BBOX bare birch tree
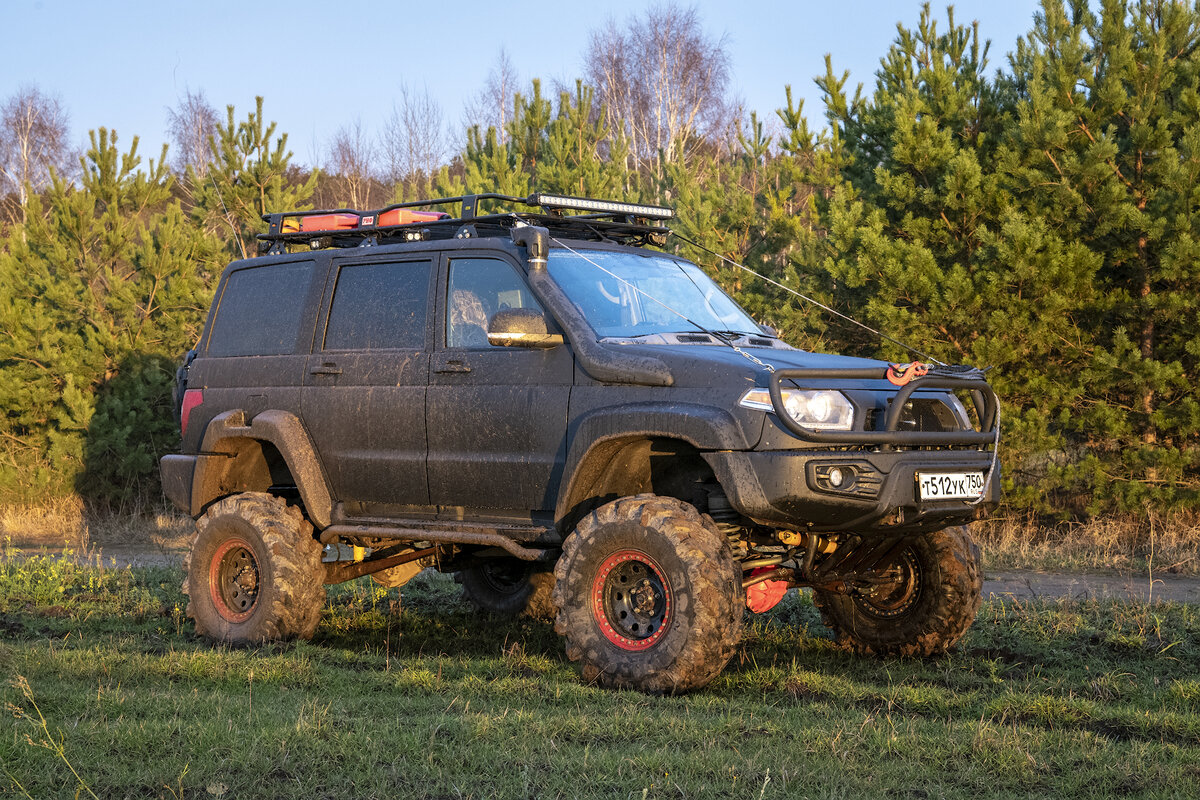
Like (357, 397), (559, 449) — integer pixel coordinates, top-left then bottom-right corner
(167, 88), (219, 179)
(0, 85), (70, 226)
(585, 2), (733, 175)
(381, 82), (449, 190)
(324, 118), (379, 209)
(462, 48), (519, 143)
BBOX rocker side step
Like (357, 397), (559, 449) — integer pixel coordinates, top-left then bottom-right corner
(320, 519), (557, 562)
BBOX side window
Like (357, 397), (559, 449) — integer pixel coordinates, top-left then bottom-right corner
(324, 259), (431, 351)
(446, 258), (543, 348)
(206, 261), (315, 357)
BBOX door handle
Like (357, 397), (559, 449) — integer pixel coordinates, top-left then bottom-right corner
(434, 359), (472, 374)
(310, 363), (343, 375)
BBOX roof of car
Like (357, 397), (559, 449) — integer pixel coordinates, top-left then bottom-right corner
(257, 193), (674, 255)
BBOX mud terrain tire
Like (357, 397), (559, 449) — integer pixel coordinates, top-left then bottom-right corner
(553, 494), (743, 693)
(813, 526), (982, 656)
(184, 492), (325, 643)
(457, 559), (556, 620)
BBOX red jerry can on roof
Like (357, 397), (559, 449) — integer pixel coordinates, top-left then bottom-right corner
(280, 214), (359, 234)
(376, 208), (448, 226)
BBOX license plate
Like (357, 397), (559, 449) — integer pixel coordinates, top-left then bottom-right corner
(917, 471), (985, 501)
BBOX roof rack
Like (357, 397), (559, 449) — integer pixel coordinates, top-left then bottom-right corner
(257, 193), (674, 255)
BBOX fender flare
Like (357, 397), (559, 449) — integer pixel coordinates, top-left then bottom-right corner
(193, 409), (334, 528)
(554, 402), (749, 525)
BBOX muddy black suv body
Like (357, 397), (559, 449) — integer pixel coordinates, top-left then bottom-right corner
(161, 193), (1000, 692)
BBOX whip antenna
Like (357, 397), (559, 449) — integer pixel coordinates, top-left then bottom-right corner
(671, 231), (944, 366)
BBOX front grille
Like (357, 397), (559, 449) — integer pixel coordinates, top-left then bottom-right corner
(897, 398), (961, 432)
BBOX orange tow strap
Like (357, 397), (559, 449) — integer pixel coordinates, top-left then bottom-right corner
(886, 362), (929, 386)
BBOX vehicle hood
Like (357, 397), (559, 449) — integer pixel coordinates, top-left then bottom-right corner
(602, 342), (896, 390)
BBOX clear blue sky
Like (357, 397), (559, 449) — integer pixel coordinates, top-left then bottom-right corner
(3, 0), (1043, 169)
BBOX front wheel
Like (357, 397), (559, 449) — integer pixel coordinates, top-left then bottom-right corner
(813, 526), (982, 656)
(553, 494), (744, 694)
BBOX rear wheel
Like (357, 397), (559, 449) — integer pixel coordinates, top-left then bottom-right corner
(184, 492), (325, 643)
(813, 526), (982, 656)
(553, 494), (743, 693)
(457, 559), (556, 620)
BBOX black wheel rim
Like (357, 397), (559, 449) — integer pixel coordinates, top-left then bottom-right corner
(592, 550), (672, 651)
(210, 538), (260, 622)
(477, 560), (531, 596)
(853, 547), (923, 620)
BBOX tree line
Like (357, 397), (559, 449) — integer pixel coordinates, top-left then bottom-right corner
(0, 0), (1196, 518)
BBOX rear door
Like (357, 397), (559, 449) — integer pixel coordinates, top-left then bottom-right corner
(302, 254), (434, 515)
(426, 254), (573, 514)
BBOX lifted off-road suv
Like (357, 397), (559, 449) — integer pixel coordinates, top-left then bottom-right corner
(161, 192), (1000, 693)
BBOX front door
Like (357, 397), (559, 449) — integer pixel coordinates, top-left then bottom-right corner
(427, 255), (573, 514)
(302, 255), (433, 515)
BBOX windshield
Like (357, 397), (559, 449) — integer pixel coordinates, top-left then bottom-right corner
(546, 248), (762, 339)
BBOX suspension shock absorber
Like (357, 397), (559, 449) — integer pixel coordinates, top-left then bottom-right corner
(742, 531), (838, 613)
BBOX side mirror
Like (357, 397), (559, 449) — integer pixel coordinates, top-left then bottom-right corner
(487, 308), (564, 349)
(759, 323), (778, 337)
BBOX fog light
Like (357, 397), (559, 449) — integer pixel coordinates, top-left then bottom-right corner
(811, 463), (878, 497)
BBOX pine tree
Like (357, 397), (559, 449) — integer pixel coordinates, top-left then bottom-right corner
(0, 129), (219, 507)
(540, 81), (630, 198)
(813, 4), (1101, 510)
(457, 124), (530, 201)
(509, 80), (553, 182)
(724, 90), (848, 352)
(1001, 0), (1200, 510)
(446, 80), (637, 211)
(188, 97), (317, 260)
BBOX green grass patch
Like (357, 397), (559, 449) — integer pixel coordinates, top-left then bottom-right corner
(1, 549), (1197, 799)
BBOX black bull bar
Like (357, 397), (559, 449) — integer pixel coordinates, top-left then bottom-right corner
(767, 368), (1000, 447)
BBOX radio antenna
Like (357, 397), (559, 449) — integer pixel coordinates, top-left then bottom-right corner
(672, 231), (944, 365)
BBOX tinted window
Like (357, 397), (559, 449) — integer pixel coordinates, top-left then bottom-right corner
(446, 258), (542, 348)
(207, 261), (315, 357)
(324, 259), (431, 350)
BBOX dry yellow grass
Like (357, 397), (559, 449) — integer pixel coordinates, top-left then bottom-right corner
(0, 497), (88, 548)
(0, 498), (192, 552)
(975, 510), (1200, 575)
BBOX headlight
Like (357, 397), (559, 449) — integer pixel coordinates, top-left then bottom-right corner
(739, 388), (855, 431)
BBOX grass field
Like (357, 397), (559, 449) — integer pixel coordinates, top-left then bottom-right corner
(1, 546), (1198, 799)
(5, 500), (1198, 579)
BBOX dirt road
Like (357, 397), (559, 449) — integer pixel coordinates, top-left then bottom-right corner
(21, 544), (1200, 604)
(983, 569), (1200, 604)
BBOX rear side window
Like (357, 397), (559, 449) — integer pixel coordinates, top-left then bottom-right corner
(206, 261), (315, 357)
(323, 259), (431, 350)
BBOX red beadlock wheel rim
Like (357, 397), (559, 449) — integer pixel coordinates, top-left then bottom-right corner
(591, 549), (672, 651)
(209, 537), (260, 623)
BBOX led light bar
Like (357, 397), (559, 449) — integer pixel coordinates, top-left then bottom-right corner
(529, 193), (674, 220)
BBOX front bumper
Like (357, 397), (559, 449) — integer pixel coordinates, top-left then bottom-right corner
(704, 448), (1000, 534)
(706, 364), (1002, 534)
